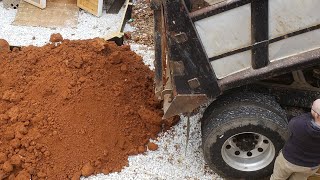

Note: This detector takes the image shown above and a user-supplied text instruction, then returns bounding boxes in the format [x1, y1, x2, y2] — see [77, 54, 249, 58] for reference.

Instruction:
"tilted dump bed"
[151, 0, 320, 118]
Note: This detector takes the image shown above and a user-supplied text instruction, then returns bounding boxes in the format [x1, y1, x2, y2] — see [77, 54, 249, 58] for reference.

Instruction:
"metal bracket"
[188, 78, 201, 89]
[172, 32, 188, 44]
[171, 61, 185, 76]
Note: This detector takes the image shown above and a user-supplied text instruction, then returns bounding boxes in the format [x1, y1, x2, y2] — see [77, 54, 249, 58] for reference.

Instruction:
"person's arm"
[288, 114, 308, 135]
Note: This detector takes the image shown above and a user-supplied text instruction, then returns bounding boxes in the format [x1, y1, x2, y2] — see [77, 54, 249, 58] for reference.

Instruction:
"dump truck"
[151, 0, 320, 179]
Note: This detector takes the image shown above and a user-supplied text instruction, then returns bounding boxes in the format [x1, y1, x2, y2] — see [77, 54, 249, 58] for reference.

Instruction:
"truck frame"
[151, 0, 320, 179]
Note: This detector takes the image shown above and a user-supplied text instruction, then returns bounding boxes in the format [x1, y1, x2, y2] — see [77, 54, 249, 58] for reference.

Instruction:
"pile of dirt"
[0, 36, 176, 179]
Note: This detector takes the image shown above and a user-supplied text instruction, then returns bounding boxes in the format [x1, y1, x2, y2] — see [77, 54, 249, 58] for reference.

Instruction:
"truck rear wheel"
[201, 93, 289, 179]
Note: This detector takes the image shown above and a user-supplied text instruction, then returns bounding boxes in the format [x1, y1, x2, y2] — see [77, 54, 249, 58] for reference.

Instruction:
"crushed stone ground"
[0, 2, 126, 46]
[126, 0, 154, 46]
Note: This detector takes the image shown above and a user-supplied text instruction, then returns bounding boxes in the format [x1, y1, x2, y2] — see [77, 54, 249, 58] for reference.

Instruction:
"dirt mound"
[0, 38, 173, 179]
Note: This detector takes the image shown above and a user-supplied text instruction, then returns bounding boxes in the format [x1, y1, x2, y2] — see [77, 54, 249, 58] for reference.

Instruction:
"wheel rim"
[221, 132, 275, 172]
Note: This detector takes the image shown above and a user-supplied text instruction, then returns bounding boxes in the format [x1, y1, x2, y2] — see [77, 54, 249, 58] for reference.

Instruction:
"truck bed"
[152, 0, 320, 118]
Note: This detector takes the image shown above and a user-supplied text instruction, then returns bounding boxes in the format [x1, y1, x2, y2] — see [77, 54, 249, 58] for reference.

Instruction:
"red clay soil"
[0, 37, 176, 180]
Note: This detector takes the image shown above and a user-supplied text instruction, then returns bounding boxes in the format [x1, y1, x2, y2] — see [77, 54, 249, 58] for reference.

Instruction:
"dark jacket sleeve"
[288, 113, 310, 135]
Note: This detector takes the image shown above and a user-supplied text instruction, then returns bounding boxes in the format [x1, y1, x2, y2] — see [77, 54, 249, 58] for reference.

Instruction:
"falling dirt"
[0, 37, 176, 179]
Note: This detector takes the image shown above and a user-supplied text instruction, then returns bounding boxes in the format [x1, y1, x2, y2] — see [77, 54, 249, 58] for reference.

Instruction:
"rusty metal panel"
[153, 0, 221, 118]
[163, 0, 220, 97]
[163, 94, 209, 119]
[152, 1, 165, 99]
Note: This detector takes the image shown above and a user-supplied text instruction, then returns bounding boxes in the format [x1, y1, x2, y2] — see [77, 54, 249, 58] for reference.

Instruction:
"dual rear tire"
[201, 93, 289, 179]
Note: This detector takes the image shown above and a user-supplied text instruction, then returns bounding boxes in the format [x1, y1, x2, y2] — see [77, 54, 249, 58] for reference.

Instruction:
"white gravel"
[0, 2, 222, 179]
[0, 2, 125, 46]
[129, 44, 155, 70]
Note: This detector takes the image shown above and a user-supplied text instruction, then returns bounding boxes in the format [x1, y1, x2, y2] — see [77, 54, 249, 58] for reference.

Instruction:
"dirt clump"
[0, 39, 10, 53]
[0, 38, 170, 179]
[147, 142, 158, 151]
[49, 33, 63, 42]
[81, 162, 94, 177]
[14, 171, 30, 180]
